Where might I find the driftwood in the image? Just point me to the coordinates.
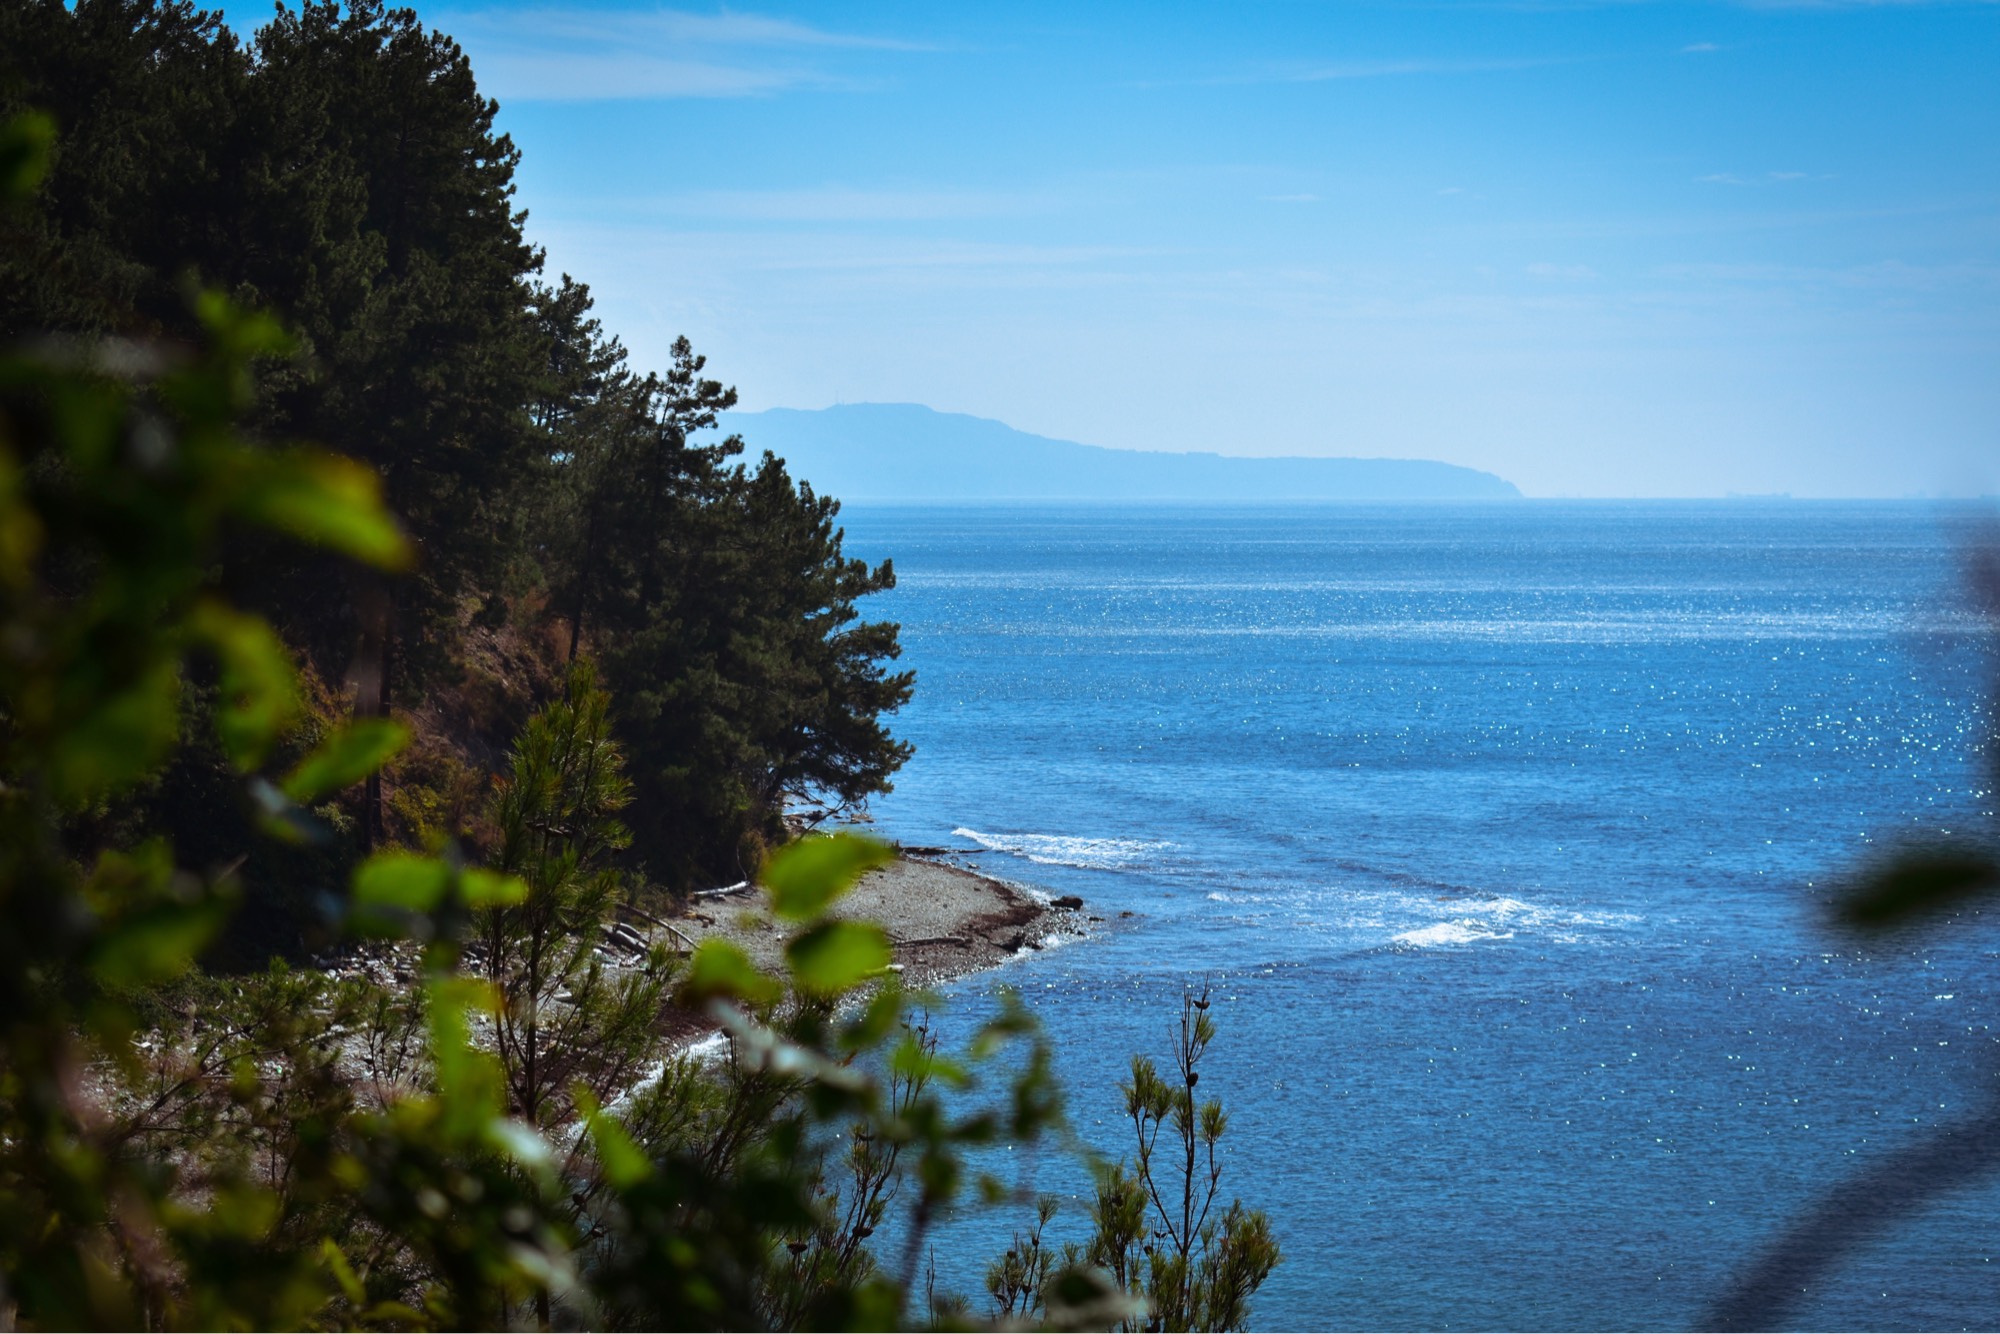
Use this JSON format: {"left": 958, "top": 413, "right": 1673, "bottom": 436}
{"left": 890, "top": 935, "right": 973, "bottom": 950}
{"left": 613, "top": 901, "right": 700, "bottom": 952}
{"left": 691, "top": 880, "right": 752, "bottom": 901}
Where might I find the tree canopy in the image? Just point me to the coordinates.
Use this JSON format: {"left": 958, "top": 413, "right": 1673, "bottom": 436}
{"left": 0, "top": 0, "right": 912, "bottom": 892}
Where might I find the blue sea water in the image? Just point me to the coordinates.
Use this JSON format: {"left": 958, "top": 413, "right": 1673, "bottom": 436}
{"left": 832, "top": 501, "right": 1998, "bottom": 1332}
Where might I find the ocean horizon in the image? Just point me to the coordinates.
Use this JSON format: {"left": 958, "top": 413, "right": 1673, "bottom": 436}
{"left": 835, "top": 498, "right": 1997, "bottom": 1331}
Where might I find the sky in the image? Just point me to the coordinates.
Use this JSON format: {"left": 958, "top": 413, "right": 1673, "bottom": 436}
{"left": 408, "top": 2, "right": 1994, "bottom": 496}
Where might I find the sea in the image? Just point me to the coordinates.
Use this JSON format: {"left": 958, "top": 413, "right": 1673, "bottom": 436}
{"left": 831, "top": 500, "right": 1998, "bottom": 1332}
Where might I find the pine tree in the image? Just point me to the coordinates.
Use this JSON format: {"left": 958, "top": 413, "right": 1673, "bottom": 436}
{"left": 476, "top": 663, "right": 664, "bottom": 1132}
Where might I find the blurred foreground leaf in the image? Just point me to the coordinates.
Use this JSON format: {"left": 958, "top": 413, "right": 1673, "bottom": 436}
{"left": 0, "top": 110, "right": 53, "bottom": 201}
{"left": 1838, "top": 849, "right": 2000, "bottom": 929}
{"left": 191, "top": 600, "right": 299, "bottom": 770}
{"left": 282, "top": 717, "right": 409, "bottom": 802}
{"left": 787, "top": 920, "right": 891, "bottom": 996}
{"left": 761, "top": 832, "right": 892, "bottom": 922}
{"left": 684, "top": 939, "right": 782, "bottom": 1005}
{"left": 50, "top": 656, "right": 182, "bottom": 805}
{"left": 231, "top": 450, "right": 410, "bottom": 570}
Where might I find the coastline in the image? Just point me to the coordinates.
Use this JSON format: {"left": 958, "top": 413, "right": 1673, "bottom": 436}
{"left": 665, "top": 851, "right": 1090, "bottom": 994}
{"left": 306, "top": 852, "right": 1090, "bottom": 1055}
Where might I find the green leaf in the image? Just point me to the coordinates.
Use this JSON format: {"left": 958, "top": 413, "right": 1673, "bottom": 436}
{"left": 427, "top": 976, "right": 504, "bottom": 1136}
{"left": 194, "top": 290, "right": 293, "bottom": 361}
{"left": 90, "top": 905, "right": 225, "bottom": 986}
{"left": 761, "top": 833, "right": 892, "bottom": 922}
{"left": 282, "top": 717, "right": 409, "bottom": 803}
{"left": 891, "top": 1029, "right": 971, "bottom": 1089}
{"left": 233, "top": 450, "right": 411, "bottom": 570}
{"left": 461, "top": 867, "right": 529, "bottom": 908}
{"left": 350, "top": 852, "right": 451, "bottom": 936}
{"left": 839, "top": 984, "right": 906, "bottom": 1052}
{"left": 786, "top": 920, "right": 891, "bottom": 997}
{"left": 0, "top": 112, "right": 54, "bottom": 203}
{"left": 88, "top": 868, "right": 234, "bottom": 992}
{"left": 577, "top": 1090, "right": 652, "bottom": 1189}
{"left": 190, "top": 600, "right": 299, "bottom": 771}
{"left": 319, "top": 1240, "right": 365, "bottom": 1307}
{"left": 1838, "top": 848, "right": 2000, "bottom": 928}
{"left": 684, "top": 940, "right": 782, "bottom": 1005}
{"left": 51, "top": 656, "right": 182, "bottom": 805}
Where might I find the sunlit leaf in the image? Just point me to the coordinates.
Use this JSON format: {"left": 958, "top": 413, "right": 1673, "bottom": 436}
{"left": 786, "top": 920, "right": 891, "bottom": 996}
{"left": 190, "top": 600, "right": 299, "bottom": 770}
{"left": 577, "top": 1090, "right": 652, "bottom": 1189}
{"left": 51, "top": 656, "right": 182, "bottom": 805}
{"left": 80, "top": 845, "right": 221, "bottom": 987}
{"left": 839, "top": 983, "right": 905, "bottom": 1052}
{"left": 891, "top": 1029, "right": 970, "bottom": 1089}
{"left": 248, "top": 776, "right": 330, "bottom": 844}
{"left": 350, "top": 852, "right": 451, "bottom": 936}
{"left": 194, "top": 289, "right": 292, "bottom": 360}
{"left": 319, "top": 1240, "right": 365, "bottom": 1308}
{"left": 461, "top": 867, "right": 529, "bottom": 908}
{"left": 760, "top": 833, "right": 892, "bottom": 922}
{"left": 282, "top": 717, "right": 408, "bottom": 802}
{"left": 233, "top": 450, "right": 411, "bottom": 569}
{"left": 428, "top": 976, "right": 504, "bottom": 1135}
{"left": 684, "top": 940, "right": 782, "bottom": 1005}
{"left": 0, "top": 111, "right": 53, "bottom": 202}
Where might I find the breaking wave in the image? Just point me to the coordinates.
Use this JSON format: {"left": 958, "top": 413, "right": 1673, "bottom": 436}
{"left": 951, "top": 827, "right": 1176, "bottom": 871}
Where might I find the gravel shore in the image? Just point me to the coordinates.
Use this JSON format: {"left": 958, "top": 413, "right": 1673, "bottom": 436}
{"left": 668, "top": 853, "right": 1090, "bottom": 992}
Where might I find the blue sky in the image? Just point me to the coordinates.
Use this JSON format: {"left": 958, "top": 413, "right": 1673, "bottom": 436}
{"left": 416, "top": 1, "right": 1994, "bottom": 496}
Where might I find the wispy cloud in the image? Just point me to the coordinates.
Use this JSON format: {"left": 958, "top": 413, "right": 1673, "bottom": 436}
{"left": 435, "top": 6, "right": 932, "bottom": 101}
{"left": 1286, "top": 56, "right": 1553, "bottom": 81}
{"left": 1656, "top": 259, "right": 2000, "bottom": 291}
{"left": 1681, "top": 41, "right": 1721, "bottom": 52}
{"left": 469, "top": 52, "right": 837, "bottom": 99}
{"left": 449, "top": 8, "right": 934, "bottom": 52}
{"left": 1697, "top": 170, "right": 1830, "bottom": 185}
{"left": 1131, "top": 54, "right": 1562, "bottom": 90}
{"left": 634, "top": 186, "right": 1047, "bottom": 222}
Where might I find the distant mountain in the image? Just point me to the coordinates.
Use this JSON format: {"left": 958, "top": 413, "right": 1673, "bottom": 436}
{"left": 716, "top": 403, "right": 1520, "bottom": 501}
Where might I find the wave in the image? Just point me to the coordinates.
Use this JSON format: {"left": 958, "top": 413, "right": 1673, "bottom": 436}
{"left": 1392, "top": 920, "right": 1515, "bottom": 948}
{"left": 951, "top": 827, "right": 1176, "bottom": 870}
{"left": 1368, "top": 890, "right": 1639, "bottom": 950}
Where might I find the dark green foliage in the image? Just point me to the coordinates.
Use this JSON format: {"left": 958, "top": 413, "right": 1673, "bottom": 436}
{"left": 242, "top": 0, "right": 545, "bottom": 695}
{"left": 0, "top": 0, "right": 250, "bottom": 339}
{"left": 0, "top": 251, "right": 1090, "bottom": 1327}
{"left": 966, "top": 989, "right": 1282, "bottom": 1332}
{"left": 1091, "top": 987, "right": 1280, "bottom": 1332}
{"left": 475, "top": 663, "right": 665, "bottom": 1135}
{"left": 5, "top": 4, "right": 914, "bottom": 889}
{"left": 531, "top": 281, "right": 914, "bottom": 886}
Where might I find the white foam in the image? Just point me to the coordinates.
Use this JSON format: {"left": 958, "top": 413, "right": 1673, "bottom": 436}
{"left": 1330, "top": 887, "right": 1640, "bottom": 950}
{"left": 952, "top": 827, "right": 1175, "bottom": 871}
{"left": 682, "top": 1031, "right": 731, "bottom": 1064}
{"left": 1393, "top": 920, "right": 1515, "bottom": 948}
